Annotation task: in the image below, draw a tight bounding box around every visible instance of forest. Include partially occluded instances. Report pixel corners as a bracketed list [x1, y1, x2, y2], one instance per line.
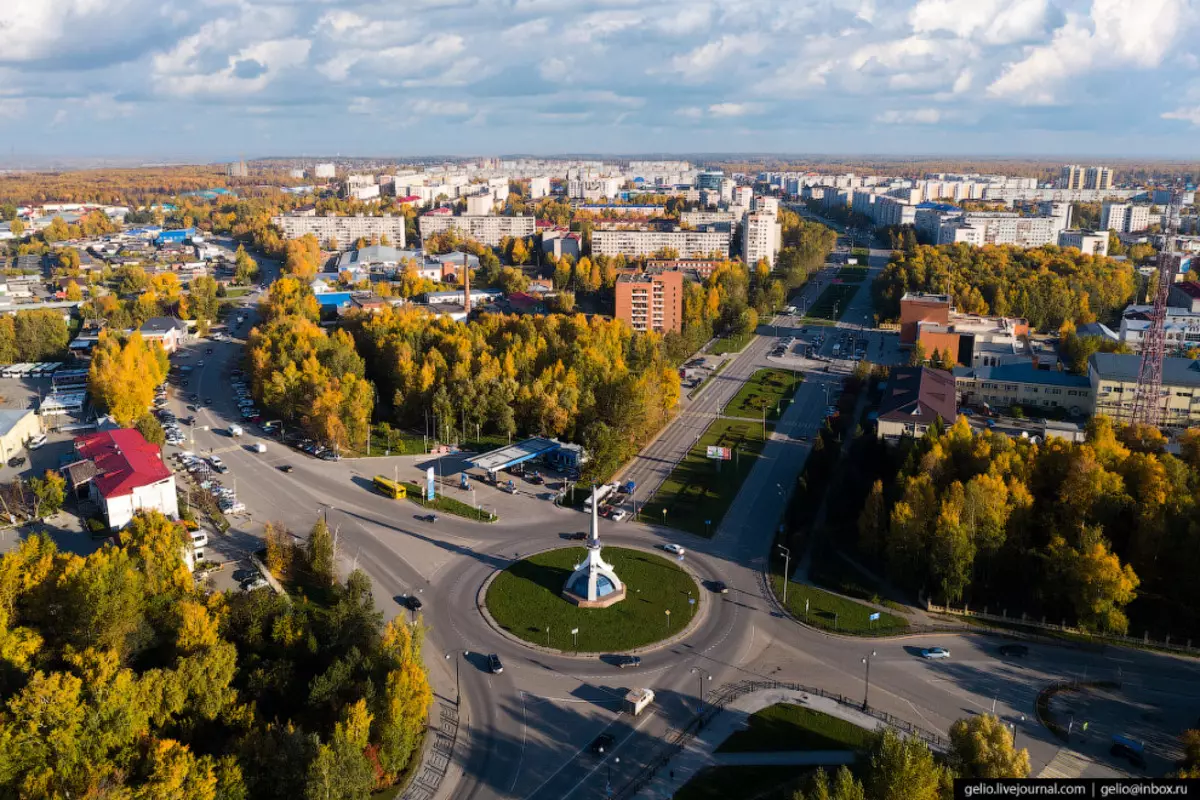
[0, 511, 431, 799]
[856, 418, 1200, 638]
[872, 243, 1138, 331]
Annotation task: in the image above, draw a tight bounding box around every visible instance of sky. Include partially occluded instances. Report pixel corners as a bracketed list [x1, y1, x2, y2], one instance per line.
[2, 0, 1200, 163]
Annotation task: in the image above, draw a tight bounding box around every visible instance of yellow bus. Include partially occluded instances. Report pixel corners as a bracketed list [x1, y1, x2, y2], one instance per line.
[373, 475, 407, 499]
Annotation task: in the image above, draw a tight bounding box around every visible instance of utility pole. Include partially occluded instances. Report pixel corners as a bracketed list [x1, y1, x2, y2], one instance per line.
[777, 543, 791, 605]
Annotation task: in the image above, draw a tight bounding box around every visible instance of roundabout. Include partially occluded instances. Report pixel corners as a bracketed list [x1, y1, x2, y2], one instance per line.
[483, 545, 703, 653]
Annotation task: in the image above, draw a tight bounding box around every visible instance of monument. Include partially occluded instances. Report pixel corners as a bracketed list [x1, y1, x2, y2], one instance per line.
[562, 486, 626, 608]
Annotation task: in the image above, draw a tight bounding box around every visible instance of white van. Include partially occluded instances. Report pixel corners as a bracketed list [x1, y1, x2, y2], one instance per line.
[190, 530, 209, 549]
[228, 424, 243, 437]
[252, 443, 267, 454]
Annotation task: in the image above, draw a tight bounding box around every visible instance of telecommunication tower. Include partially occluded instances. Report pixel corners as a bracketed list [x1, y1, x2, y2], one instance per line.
[1130, 193, 1182, 427]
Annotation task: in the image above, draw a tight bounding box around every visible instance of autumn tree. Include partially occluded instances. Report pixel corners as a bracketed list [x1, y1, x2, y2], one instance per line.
[866, 729, 951, 800]
[1049, 527, 1139, 634]
[948, 714, 1031, 779]
[234, 244, 259, 284]
[510, 236, 529, 265]
[796, 766, 865, 800]
[88, 331, 169, 426]
[306, 518, 336, 588]
[29, 470, 65, 518]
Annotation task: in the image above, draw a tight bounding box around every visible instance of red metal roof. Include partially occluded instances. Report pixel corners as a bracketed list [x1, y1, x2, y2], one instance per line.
[74, 429, 172, 499]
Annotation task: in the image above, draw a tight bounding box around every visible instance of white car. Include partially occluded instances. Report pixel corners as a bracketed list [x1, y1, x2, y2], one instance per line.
[661, 543, 686, 556]
[920, 647, 950, 659]
[610, 509, 628, 522]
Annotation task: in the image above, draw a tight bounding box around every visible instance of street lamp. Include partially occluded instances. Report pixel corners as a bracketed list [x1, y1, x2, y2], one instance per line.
[664, 609, 671, 630]
[1009, 715, 1026, 749]
[861, 650, 877, 710]
[690, 666, 713, 712]
[606, 756, 620, 797]
[777, 544, 791, 606]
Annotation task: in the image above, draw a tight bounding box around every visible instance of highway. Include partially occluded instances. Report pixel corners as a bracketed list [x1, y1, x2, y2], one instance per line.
[165, 246, 1200, 799]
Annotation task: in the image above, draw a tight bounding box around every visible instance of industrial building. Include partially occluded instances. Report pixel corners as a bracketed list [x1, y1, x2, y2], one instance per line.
[898, 293, 1031, 366]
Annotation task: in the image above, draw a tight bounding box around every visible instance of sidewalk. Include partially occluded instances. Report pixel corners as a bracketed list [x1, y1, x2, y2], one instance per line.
[636, 688, 887, 799]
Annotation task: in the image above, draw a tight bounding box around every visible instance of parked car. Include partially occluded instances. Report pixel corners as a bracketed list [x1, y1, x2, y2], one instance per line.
[7, 456, 25, 468]
[590, 733, 615, 754]
[920, 647, 950, 659]
[28, 434, 47, 450]
[487, 653, 503, 674]
[610, 509, 628, 522]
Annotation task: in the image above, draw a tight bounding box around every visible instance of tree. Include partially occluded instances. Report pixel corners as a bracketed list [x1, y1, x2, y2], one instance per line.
[189, 275, 220, 324]
[13, 309, 69, 362]
[57, 247, 81, 271]
[65, 281, 83, 301]
[29, 470, 65, 518]
[866, 729, 951, 800]
[948, 714, 1031, 779]
[234, 245, 259, 285]
[117, 265, 150, 295]
[908, 342, 927, 366]
[307, 518, 335, 588]
[1049, 527, 1139, 634]
[88, 332, 169, 427]
[8, 218, 23, 237]
[305, 700, 375, 800]
[135, 412, 167, 447]
[796, 766, 865, 800]
[510, 237, 529, 265]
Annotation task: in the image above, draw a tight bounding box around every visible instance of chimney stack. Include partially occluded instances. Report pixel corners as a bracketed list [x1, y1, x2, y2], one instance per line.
[463, 252, 471, 315]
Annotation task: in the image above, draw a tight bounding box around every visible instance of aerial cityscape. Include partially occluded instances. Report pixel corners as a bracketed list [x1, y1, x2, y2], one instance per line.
[1, 2, 1200, 800]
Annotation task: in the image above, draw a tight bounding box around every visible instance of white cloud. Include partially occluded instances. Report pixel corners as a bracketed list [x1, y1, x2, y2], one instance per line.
[0, 98, 26, 119]
[675, 106, 703, 119]
[988, 0, 1188, 103]
[709, 102, 762, 117]
[658, 4, 712, 35]
[411, 99, 470, 116]
[875, 108, 942, 124]
[156, 37, 311, 99]
[666, 34, 764, 77]
[1162, 106, 1200, 126]
[908, 0, 1051, 45]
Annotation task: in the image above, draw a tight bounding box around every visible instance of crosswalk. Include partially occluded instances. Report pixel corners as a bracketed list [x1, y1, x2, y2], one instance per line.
[1038, 749, 1092, 779]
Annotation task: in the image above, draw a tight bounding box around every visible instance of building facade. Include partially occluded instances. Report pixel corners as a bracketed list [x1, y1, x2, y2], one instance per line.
[592, 228, 731, 259]
[1089, 353, 1200, 426]
[954, 363, 1093, 415]
[417, 214, 535, 247]
[614, 270, 683, 333]
[1058, 229, 1109, 256]
[271, 214, 407, 249]
[743, 212, 781, 267]
[73, 429, 179, 530]
[1101, 203, 1151, 234]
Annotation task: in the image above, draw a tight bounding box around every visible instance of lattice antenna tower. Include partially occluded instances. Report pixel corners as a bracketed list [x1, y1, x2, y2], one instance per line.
[1130, 192, 1182, 427]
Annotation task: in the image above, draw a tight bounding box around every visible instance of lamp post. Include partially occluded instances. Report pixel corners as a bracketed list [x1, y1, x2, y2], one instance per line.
[777, 544, 791, 606]
[861, 650, 877, 710]
[1009, 715, 1026, 750]
[606, 756, 620, 797]
[690, 666, 713, 712]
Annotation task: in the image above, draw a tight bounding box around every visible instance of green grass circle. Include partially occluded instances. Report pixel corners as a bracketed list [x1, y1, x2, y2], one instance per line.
[485, 546, 702, 652]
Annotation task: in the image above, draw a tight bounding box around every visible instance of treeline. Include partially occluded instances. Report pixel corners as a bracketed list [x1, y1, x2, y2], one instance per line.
[247, 279, 374, 451]
[0, 166, 232, 206]
[873, 244, 1138, 331]
[0, 511, 431, 799]
[0, 309, 69, 364]
[83, 270, 222, 333]
[857, 418, 1200, 637]
[348, 308, 679, 479]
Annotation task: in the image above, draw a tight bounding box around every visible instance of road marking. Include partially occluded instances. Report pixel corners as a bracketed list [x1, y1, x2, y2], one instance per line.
[523, 709, 657, 800]
[509, 690, 528, 794]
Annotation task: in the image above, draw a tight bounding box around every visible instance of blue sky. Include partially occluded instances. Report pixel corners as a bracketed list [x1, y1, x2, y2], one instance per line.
[1, 0, 1198, 162]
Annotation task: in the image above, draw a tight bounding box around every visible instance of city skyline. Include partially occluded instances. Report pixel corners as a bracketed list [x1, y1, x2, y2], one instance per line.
[2, 0, 1199, 161]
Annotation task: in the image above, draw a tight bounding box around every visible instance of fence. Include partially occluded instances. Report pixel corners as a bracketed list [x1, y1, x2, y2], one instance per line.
[613, 678, 948, 800]
[926, 602, 1200, 658]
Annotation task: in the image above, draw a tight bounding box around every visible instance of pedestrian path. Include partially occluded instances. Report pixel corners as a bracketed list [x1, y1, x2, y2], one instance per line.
[1037, 748, 1092, 779]
[637, 687, 887, 799]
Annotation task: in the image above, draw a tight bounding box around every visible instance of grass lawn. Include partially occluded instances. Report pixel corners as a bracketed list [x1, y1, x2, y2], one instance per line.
[485, 547, 700, 651]
[399, 481, 496, 522]
[718, 704, 875, 754]
[836, 266, 868, 283]
[710, 330, 754, 355]
[725, 368, 802, 421]
[676, 766, 820, 800]
[642, 418, 766, 537]
[770, 574, 908, 636]
[222, 286, 252, 298]
[804, 284, 859, 323]
[343, 426, 426, 458]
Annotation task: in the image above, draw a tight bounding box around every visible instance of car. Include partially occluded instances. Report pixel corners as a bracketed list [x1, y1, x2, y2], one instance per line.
[204, 398, 213, 405]
[241, 577, 269, 591]
[278, 465, 294, 473]
[920, 647, 950, 659]
[405, 595, 424, 611]
[28, 434, 47, 450]
[1110, 735, 1147, 769]
[7, 457, 25, 468]
[487, 653, 503, 674]
[661, 543, 686, 556]
[566, 531, 588, 540]
[319, 450, 340, 461]
[610, 509, 628, 522]
[421, 513, 439, 523]
[710, 580, 729, 594]
[187, 404, 198, 411]
[590, 733, 615, 755]
[197, 360, 205, 367]
[614, 655, 642, 668]
[997, 644, 1029, 658]
[205, 348, 214, 354]
[232, 569, 258, 582]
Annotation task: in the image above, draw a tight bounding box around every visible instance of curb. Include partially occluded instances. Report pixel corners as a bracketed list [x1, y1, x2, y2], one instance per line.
[475, 544, 711, 658]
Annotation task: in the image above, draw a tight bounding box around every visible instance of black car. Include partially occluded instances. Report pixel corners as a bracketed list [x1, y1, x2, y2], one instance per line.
[614, 655, 642, 668]
[6, 456, 25, 468]
[590, 733, 615, 755]
[422, 514, 438, 523]
[566, 531, 588, 540]
[487, 653, 503, 674]
[710, 580, 729, 594]
[998, 644, 1029, 658]
[278, 465, 294, 473]
[405, 595, 423, 611]
[232, 569, 258, 582]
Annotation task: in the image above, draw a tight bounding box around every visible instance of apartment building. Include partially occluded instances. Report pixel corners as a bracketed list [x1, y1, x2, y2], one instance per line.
[314, 163, 336, 179]
[1101, 202, 1152, 233]
[1089, 353, 1200, 426]
[271, 213, 407, 249]
[743, 212, 781, 267]
[1058, 229, 1109, 256]
[614, 270, 683, 333]
[417, 214, 535, 247]
[567, 177, 622, 201]
[680, 210, 738, 226]
[530, 177, 551, 199]
[1060, 164, 1113, 191]
[592, 228, 731, 259]
[1119, 305, 1200, 354]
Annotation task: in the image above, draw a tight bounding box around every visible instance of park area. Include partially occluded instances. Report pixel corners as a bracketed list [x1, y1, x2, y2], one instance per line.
[642, 418, 766, 537]
[710, 330, 754, 355]
[804, 284, 859, 323]
[770, 574, 908, 636]
[718, 704, 875, 753]
[485, 546, 700, 652]
[724, 368, 802, 422]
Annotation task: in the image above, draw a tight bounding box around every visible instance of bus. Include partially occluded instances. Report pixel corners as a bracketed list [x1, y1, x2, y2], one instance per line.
[373, 475, 407, 499]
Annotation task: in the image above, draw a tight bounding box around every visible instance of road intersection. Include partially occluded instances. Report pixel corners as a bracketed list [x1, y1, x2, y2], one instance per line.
[169, 251, 1200, 799]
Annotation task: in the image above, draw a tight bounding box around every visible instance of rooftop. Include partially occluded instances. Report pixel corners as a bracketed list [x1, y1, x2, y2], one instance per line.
[139, 317, 187, 335]
[954, 363, 1090, 388]
[75, 429, 173, 499]
[0, 409, 34, 438]
[1173, 280, 1200, 300]
[879, 367, 957, 425]
[1090, 353, 1200, 387]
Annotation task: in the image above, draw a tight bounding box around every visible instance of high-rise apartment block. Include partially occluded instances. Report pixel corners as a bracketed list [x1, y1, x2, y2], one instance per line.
[743, 211, 781, 267]
[270, 213, 406, 249]
[1059, 164, 1113, 191]
[314, 163, 337, 179]
[529, 176, 551, 199]
[1101, 202, 1151, 233]
[591, 228, 731, 259]
[614, 270, 683, 333]
[417, 213, 535, 247]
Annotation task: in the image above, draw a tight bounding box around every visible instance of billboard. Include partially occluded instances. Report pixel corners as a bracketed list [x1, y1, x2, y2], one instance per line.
[705, 446, 732, 460]
[426, 466, 436, 501]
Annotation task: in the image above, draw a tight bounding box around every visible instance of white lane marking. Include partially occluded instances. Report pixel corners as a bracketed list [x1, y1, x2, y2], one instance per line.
[509, 690, 529, 794]
[526, 709, 658, 800]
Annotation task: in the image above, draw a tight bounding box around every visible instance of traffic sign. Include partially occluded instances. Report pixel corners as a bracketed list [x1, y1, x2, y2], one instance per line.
[705, 445, 732, 460]
[869, 612, 880, 621]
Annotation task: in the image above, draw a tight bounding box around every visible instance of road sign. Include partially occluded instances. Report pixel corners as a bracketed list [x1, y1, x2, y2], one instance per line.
[869, 612, 880, 621]
[571, 628, 579, 635]
[705, 445, 732, 460]
[688, 597, 696, 605]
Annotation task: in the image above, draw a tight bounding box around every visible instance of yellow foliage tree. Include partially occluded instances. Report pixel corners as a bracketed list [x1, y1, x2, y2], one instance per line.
[88, 331, 169, 426]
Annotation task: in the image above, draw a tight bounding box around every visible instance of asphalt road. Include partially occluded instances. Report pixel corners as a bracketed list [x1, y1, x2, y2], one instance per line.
[168, 250, 1200, 799]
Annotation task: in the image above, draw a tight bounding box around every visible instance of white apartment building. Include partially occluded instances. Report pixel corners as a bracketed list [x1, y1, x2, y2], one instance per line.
[1058, 230, 1109, 256]
[1060, 165, 1113, 191]
[568, 178, 622, 201]
[755, 196, 780, 217]
[465, 194, 494, 215]
[1119, 305, 1200, 354]
[592, 228, 731, 259]
[271, 213, 407, 249]
[1101, 203, 1152, 234]
[418, 214, 535, 247]
[314, 163, 336, 179]
[743, 212, 782, 267]
[530, 176, 551, 199]
[732, 186, 753, 213]
[681, 210, 738, 226]
[936, 212, 1066, 247]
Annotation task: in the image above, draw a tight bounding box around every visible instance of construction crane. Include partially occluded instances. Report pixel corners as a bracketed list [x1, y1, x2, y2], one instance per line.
[1130, 192, 1183, 427]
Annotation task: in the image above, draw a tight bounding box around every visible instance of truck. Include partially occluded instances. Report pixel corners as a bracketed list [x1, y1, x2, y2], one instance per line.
[623, 688, 655, 716]
[583, 483, 617, 511]
[229, 424, 243, 437]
